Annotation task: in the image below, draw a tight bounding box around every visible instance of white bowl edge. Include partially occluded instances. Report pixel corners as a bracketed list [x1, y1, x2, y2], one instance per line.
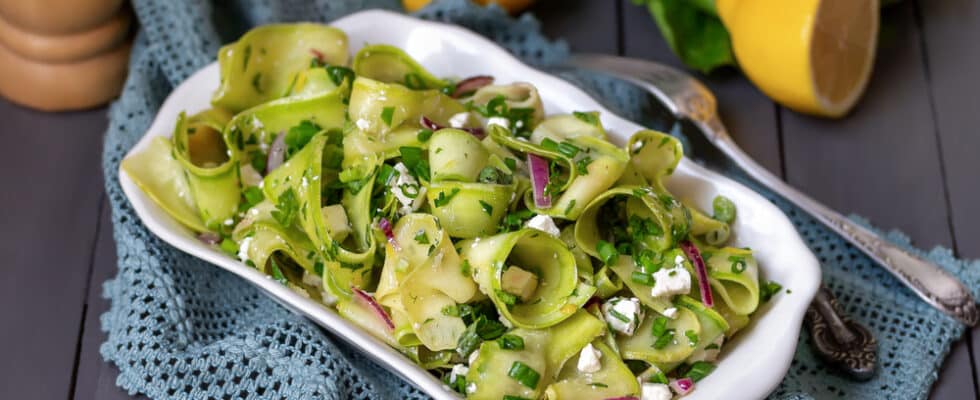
[117, 9, 821, 400]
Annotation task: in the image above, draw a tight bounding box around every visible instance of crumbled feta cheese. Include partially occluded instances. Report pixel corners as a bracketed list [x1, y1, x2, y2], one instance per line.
[662, 307, 678, 319]
[449, 364, 469, 385]
[223, 218, 235, 226]
[319, 290, 338, 306]
[355, 118, 370, 131]
[651, 267, 691, 298]
[468, 350, 480, 365]
[391, 162, 427, 214]
[525, 215, 560, 237]
[237, 237, 253, 263]
[449, 112, 471, 128]
[465, 382, 477, 394]
[486, 116, 510, 129]
[576, 343, 602, 373]
[674, 254, 686, 267]
[641, 382, 673, 400]
[602, 297, 644, 336]
[251, 116, 264, 131]
[302, 271, 322, 289]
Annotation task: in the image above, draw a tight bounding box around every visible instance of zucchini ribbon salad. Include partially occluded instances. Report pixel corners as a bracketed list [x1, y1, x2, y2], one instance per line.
[123, 23, 779, 400]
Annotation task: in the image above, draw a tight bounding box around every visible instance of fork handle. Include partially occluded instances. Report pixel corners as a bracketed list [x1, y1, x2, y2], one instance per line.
[699, 116, 978, 326]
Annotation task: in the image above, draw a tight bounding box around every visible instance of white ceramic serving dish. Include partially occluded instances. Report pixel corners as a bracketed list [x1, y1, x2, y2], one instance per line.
[119, 9, 820, 400]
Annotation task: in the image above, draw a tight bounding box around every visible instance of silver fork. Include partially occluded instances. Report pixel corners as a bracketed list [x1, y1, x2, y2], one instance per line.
[565, 53, 978, 328]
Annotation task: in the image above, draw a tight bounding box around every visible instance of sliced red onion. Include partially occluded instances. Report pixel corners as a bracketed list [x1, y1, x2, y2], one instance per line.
[528, 153, 552, 209]
[418, 116, 485, 139]
[670, 377, 695, 395]
[378, 217, 400, 251]
[351, 286, 395, 331]
[266, 130, 286, 174]
[451, 75, 494, 98]
[681, 240, 714, 308]
[310, 48, 325, 63]
[197, 232, 221, 245]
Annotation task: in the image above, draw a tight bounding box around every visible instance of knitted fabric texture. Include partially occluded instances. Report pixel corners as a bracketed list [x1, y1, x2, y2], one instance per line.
[101, 1, 980, 399]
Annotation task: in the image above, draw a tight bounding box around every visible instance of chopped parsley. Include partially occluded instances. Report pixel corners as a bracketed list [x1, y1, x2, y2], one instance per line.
[416, 128, 433, 142]
[380, 106, 395, 126]
[685, 329, 699, 347]
[413, 230, 430, 245]
[284, 120, 321, 158]
[271, 188, 299, 227]
[242, 186, 264, 208]
[573, 111, 600, 126]
[433, 188, 461, 207]
[497, 334, 525, 351]
[507, 361, 541, 389]
[398, 146, 430, 181]
[684, 361, 716, 382]
[479, 200, 494, 216]
[760, 280, 783, 302]
[325, 65, 354, 86]
[712, 195, 736, 223]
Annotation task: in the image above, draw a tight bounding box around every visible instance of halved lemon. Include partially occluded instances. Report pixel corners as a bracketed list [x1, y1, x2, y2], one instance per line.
[716, 0, 879, 117]
[403, 0, 536, 14]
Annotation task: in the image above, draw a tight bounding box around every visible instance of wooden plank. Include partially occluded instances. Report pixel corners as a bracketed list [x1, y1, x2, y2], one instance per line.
[528, 0, 619, 54]
[0, 100, 106, 399]
[72, 200, 145, 400]
[618, 0, 783, 175]
[915, 0, 980, 390]
[779, 3, 953, 250]
[779, 3, 973, 399]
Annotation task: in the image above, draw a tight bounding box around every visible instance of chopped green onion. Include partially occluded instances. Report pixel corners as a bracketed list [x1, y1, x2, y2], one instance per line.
[417, 128, 433, 142]
[760, 280, 783, 302]
[497, 334, 525, 350]
[414, 230, 430, 245]
[540, 137, 559, 152]
[495, 290, 519, 306]
[572, 111, 600, 126]
[596, 240, 619, 265]
[479, 200, 494, 216]
[608, 308, 631, 323]
[651, 316, 669, 337]
[712, 195, 736, 223]
[684, 361, 716, 382]
[575, 156, 593, 175]
[685, 329, 699, 347]
[631, 271, 655, 286]
[381, 106, 395, 126]
[434, 188, 461, 207]
[557, 141, 581, 158]
[729, 255, 747, 274]
[220, 238, 238, 255]
[507, 361, 541, 389]
[649, 369, 669, 384]
[652, 329, 674, 349]
[441, 304, 460, 317]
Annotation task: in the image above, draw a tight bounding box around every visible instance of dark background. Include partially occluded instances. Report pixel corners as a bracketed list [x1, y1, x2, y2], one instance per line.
[0, 0, 976, 398]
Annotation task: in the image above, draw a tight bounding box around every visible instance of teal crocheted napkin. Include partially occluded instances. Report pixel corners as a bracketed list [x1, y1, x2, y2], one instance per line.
[101, 1, 980, 399]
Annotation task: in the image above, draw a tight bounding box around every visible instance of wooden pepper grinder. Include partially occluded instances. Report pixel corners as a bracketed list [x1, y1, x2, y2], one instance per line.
[0, 0, 134, 111]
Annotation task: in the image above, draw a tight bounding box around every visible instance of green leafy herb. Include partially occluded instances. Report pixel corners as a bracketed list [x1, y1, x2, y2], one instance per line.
[434, 188, 461, 207]
[325, 65, 355, 86]
[376, 164, 396, 186]
[496, 289, 519, 307]
[652, 329, 675, 349]
[632, 0, 734, 73]
[684, 361, 717, 382]
[596, 240, 619, 265]
[380, 106, 395, 126]
[635, 249, 665, 273]
[479, 200, 494, 216]
[269, 258, 288, 285]
[220, 238, 238, 255]
[712, 195, 736, 223]
[685, 329, 699, 347]
[540, 138, 559, 152]
[441, 304, 459, 317]
[729, 255, 747, 273]
[417, 128, 433, 142]
[271, 188, 299, 227]
[499, 209, 534, 232]
[497, 334, 525, 350]
[631, 271, 655, 286]
[649, 369, 669, 384]
[760, 280, 783, 302]
[285, 120, 321, 158]
[575, 156, 594, 175]
[557, 141, 581, 158]
[651, 316, 669, 337]
[414, 230, 430, 245]
[243, 186, 265, 207]
[399, 146, 430, 181]
[504, 157, 518, 172]
[573, 111, 600, 126]
[508, 361, 541, 389]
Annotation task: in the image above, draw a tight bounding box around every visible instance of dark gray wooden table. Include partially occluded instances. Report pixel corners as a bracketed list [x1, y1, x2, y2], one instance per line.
[1, 1, 976, 399]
